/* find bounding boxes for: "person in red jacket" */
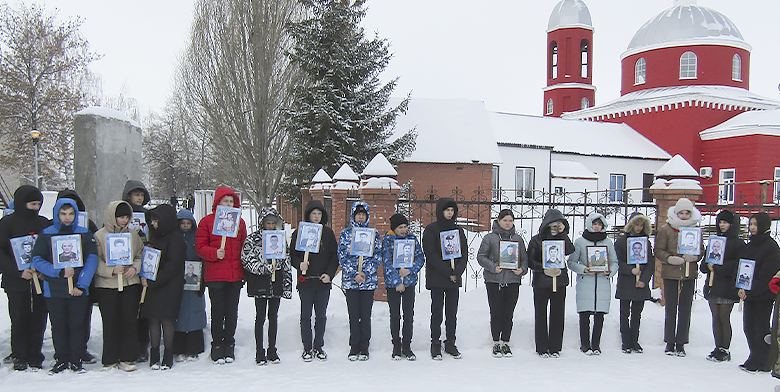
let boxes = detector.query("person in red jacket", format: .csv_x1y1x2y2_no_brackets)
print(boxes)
195,187,247,364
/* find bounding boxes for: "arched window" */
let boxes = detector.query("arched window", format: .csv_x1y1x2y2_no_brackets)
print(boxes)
732,54,742,81
680,51,697,79
580,40,589,78
550,41,558,79
581,97,589,109
546,98,554,115
635,58,646,85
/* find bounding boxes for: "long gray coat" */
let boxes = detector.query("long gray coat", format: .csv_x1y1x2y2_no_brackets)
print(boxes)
569,212,618,313
477,220,529,285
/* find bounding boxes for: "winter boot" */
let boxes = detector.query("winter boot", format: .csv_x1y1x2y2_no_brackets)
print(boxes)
430,341,442,361
256,349,267,366
267,347,280,364
224,344,235,363
348,346,360,362
210,343,223,363
444,340,461,359
161,349,173,370
150,347,161,369
392,343,403,361
402,343,416,361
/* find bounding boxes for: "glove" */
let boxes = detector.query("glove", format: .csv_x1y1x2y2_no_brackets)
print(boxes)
667,256,685,266
770,277,780,295
544,267,561,278
682,254,699,263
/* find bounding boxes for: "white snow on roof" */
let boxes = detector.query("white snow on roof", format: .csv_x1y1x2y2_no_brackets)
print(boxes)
562,86,780,121
667,178,702,190
76,106,141,128
547,0,592,32
360,177,400,190
362,153,397,177
390,98,502,164
333,181,358,190
488,111,669,160
550,160,599,180
333,164,359,181
311,168,332,183
700,109,780,140
655,154,698,177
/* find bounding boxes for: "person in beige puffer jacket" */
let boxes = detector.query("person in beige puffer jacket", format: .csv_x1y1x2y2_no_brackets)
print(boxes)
654,197,704,357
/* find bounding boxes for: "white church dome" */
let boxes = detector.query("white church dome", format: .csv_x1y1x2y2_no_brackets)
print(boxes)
625,2,749,54
547,0,592,32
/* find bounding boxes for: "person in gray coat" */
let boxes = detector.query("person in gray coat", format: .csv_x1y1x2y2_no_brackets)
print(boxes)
568,212,618,355
477,210,529,358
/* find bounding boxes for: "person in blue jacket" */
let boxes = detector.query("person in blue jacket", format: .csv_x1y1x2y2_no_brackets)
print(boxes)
338,202,382,361
31,198,98,374
382,213,425,361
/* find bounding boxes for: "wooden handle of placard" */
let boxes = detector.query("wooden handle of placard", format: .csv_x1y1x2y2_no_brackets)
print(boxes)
708,271,714,287
68,276,73,293
301,251,310,274
358,256,364,273
553,276,557,293
636,273,640,283
450,259,455,270
684,262,690,278
739,298,743,312
32,270,42,294
220,236,227,251
118,273,124,291
140,286,147,304
271,259,276,282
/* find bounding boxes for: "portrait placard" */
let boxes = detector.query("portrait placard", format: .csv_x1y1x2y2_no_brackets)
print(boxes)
106,233,133,266
51,234,83,269
440,229,461,260
350,228,375,257
736,259,756,290
499,240,520,270
542,240,566,269
393,239,415,269
129,212,148,237
213,205,241,237
627,237,648,265
705,236,726,266
587,245,609,272
295,222,323,253
183,260,202,291
10,235,36,270
678,227,701,255
140,246,161,280
77,211,89,229
262,230,286,260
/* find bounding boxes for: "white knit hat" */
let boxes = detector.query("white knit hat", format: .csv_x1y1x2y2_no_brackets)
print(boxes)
675,198,694,213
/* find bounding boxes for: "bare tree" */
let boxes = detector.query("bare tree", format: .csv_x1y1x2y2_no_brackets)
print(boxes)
178,0,304,209
0,2,99,190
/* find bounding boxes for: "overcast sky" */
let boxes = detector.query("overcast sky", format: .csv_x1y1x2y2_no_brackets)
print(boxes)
37,0,780,117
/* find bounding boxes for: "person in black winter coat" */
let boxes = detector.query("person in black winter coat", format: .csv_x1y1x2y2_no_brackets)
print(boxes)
0,186,51,371
738,212,780,373
423,197,468,360
527,209,575,358
122,179,151,362
140,204,186,370
290,200,339,362
700,210,744,362
615,212,655,354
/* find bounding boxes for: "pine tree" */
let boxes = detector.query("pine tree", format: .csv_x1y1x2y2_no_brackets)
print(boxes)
283,0,416,202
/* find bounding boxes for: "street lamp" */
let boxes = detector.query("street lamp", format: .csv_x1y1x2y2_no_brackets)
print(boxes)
29,130,40,189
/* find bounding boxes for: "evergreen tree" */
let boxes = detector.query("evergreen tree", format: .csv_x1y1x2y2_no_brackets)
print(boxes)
283,0,416,202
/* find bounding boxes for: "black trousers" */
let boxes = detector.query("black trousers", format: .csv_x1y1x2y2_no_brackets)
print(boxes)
486,283,520,342
579,311,605,350
207,281,243,346
533,287,566,354
387,287,415,346
95,285,142,364
299,288,330,351
619,299,645,348
172,330,205,356
663,279,694,345
742,299,774,370
6,289,47,366
254,297,281,352
430,288,459,344
345,290,374,352
47,296,89,365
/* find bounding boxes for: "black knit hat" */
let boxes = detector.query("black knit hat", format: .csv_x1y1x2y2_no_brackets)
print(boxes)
751,212,771,235
716,210,735,224
390,213,409,231
115,202,133,218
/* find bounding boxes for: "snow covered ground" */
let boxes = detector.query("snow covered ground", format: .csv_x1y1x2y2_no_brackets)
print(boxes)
1,276,777,391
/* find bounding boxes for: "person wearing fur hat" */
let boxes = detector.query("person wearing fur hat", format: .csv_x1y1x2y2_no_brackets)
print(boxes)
654,197,704,357
241,207,292,365
0,185,51,371
614,212,655,354
527,209,575,358
738,212,780,373
569,212,618,355
700,210,744,362
477,209,528,358
381,213,425,360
